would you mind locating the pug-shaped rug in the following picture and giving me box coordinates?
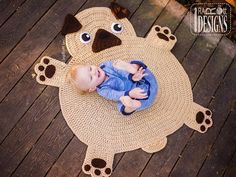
[34,2,213,177]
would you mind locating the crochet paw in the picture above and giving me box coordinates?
[185,102,213,133]
[35,57,56,82]
[195,109,213,133]
[34,56,67,87]
[82,147,114,177]
[146,25,177,50]
[83,158,112,177]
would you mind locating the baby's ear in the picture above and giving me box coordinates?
[61,14,82,36]
[109,1,130,19]
[88,87,97,93]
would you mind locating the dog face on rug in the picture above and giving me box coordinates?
[61,2,136,59]
[34,2,213,177]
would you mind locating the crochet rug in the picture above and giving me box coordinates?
[34,2,213,177]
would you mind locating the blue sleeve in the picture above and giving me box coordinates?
[113,67,131,79]
[100,61,112,68]
[97,87,129,102]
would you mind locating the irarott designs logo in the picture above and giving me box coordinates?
[190,3,231,35]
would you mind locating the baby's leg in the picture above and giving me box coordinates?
[124,105,139,113]
[119,96,141,114]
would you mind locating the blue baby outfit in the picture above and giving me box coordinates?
[96,60,158,115]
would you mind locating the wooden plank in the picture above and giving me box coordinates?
[78,0,143,12]
[182,34,222,86]
[0,0,86,102]
[171,11,198,62]
[130,0,170,37]
[46,137,87,177]
[197,111,236,177]
[11,112,74,177]
[0,0,57,63]
[112,149,152,177]
[223,152,236,177]
[78,0,113,10]
[0,34,69,144]
[110,0,144,15]
[0,86,60,177]
[0,0,27,27]
[164,38,236,177]
[193,37,236,104]
[153,0,188,32]
[140,38,235,177]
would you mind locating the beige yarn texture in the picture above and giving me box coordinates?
[34,7,213,177]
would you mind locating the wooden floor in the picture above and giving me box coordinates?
[0,0,235,177]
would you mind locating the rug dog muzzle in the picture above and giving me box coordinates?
[92,29,122,53]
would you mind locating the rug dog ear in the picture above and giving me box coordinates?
[61,14,82,36]
[109,1,130,19]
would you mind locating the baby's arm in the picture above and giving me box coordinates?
[113,60,147,73]
[113,60,139,74]
[113,60,148,81]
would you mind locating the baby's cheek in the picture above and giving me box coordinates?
[94,79,101,87]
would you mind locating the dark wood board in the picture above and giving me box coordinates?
[0,0,57,63]
[0,0,27,27]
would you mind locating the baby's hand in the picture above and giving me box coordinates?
[129,88,148,99]
[132,67,148,81]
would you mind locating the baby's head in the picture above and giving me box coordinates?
[67,64,106,94]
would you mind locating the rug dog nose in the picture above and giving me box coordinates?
[92,29,121,53]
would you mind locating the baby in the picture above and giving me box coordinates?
[67,60,158,115]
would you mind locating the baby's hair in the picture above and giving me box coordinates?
[67,64,87,95]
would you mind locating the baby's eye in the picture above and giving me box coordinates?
[80,32,91,44]
[111,23,123,33]
[90,67,92,71]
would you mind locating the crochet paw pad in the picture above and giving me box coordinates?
[83,158,112,176]
[155,26,176,42]
[195,110,213,133]
[36,58,56,81]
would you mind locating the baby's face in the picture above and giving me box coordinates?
[75,65,106,92]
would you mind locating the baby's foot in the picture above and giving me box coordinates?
[120,96,141,109]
